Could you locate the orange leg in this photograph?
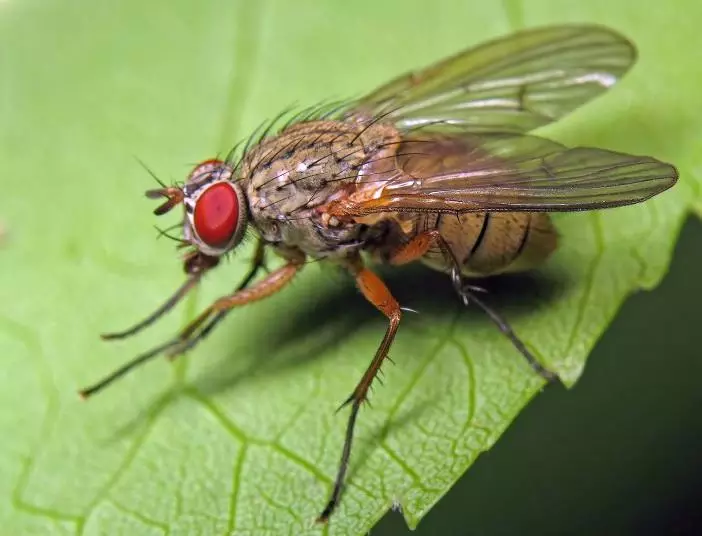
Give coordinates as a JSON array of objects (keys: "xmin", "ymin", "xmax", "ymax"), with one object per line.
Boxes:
[
  {"xmin": 389, "ymin": 229, "xmax": 471, "ymax": 294},
  {"xmin": 318, "ymin": 259, "xmax": 402, "ymax": 523},
  {"xmin": 389, "ymin": 228, "xmax": 456, "ymax": 266},
  {"xmin": 177, "ymin": 260, "xmax": 300, "ymax": 342},
  {"xmin": 102, "ymin": 241, "xmax": 268, "ymax": 342},
  {"xmin": 80, "ymin": 253, "xmax": 301, "ymax": 399},
  {"xmin": 166, "ymin": 239, "xmax": 268, "ymax": 357},
  {"xmin": 347, "ymin": 267, "xmax": 402, "ymax": 403}
]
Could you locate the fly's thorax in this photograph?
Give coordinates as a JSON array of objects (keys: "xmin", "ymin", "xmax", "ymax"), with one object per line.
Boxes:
[{"xmin": 241, "ymin": 119, "xmax": 402, "ymax": 256}]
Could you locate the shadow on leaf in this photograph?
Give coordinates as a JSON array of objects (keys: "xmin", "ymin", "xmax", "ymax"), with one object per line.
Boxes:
[
  {"xmin": 108, "ymin": 259, "xmax": 568, "ymax": 443},
  {"xmin": 191, "ymin": 262, "xmax": 566, "ymax": 397}
]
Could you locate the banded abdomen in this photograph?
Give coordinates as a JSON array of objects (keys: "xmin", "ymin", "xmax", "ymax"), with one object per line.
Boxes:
[{"xmin": 418, "ymin": 212, "xmax": 557, "ymax": 276}]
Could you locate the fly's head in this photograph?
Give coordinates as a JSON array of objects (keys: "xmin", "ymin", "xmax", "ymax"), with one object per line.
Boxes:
[{"xmin": 146, "ymin": 159, "xmax": 249, "ymax": 273}]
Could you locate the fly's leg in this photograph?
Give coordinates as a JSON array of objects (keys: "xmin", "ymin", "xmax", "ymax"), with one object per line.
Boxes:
[
  {"xmin": 102, "ymin": 241, "xmax": 268, "ymax": 341},
  {"xmin": 453, "ymin": 283, "xmax": 557, "ymax": 380},
  {"xmin": 391, "ymin": 230, "xmax": 557, "ymax": 381},
  {"xmin": 167, "ymin": 239, "xmax": 268, "ymax": 358},
  {"xmin": 175, "ymin": 259, "xmax": 300, "ymax": 347},
  {"xmin": 318, "ymin": 257, "xmax": 402, "ymax": 523},
  {"xmin": 79, "ymin": 246, "xmax": 299, "ymax": 399},
  {"xmin": 101, "ymin": 251, "xmax": 220, "ymax": 340}
]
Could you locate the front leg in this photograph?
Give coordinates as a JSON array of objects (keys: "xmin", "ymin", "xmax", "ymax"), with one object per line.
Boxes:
[
  {"xmin": 101, "ymin": 250, "xmax": 220, "ymax": 341},
  {"xmin": 167, "ymin": 238, "xmax": 269, "ymax": 357},
  {"xmin": 176, "ymin": 258, "xmax": 302, "ymax": 344},
  {"xmin": 79, "ymin": 248, "xmax": 304, "ymax": 398}
]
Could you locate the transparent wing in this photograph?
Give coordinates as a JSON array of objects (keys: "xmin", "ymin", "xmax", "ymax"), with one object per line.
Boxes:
[
  {"xmin": 351, "ymin": 25, "xmax": 635, "ymax": 134},
  {"xmin": 337, "ymin": 134, "xmax": 677, "ymax": 215}
]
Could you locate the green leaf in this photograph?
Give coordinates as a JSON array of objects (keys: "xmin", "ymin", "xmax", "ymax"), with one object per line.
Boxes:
[{"xmin": 1, "ymin": 0, "xmax": 700, "ymax": 534}]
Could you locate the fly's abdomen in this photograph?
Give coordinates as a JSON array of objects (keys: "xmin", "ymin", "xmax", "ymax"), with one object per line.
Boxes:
[{"xmin": 420, "ymin": 212, "xmax": 558, "ymax": 276}]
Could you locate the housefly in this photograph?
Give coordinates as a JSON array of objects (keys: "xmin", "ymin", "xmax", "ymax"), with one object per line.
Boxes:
[{"xmin": 79, "ymin": 24, "xmax": 678, "ymax": 522}]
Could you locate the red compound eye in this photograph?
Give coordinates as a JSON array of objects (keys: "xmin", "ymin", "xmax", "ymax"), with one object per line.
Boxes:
[{"xmin": 193, "ymin": 182, "xmax": 240, "ymax": 248}]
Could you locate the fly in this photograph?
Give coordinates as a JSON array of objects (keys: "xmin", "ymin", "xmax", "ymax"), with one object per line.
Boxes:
[{"xmin": 79, "ymin": 24, "xmax": 678, "ymax": 522}]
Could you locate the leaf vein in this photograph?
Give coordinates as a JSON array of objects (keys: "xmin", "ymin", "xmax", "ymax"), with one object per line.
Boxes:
[
  {"xmin": 564, "ymin": 212, "xmax": 604, "ymax": 357},
  {"xmin": 217, "ymin": 0, "xmax": 269, "ymax": 152},
  {"xmin": 183, "ymin": 388, "xmax": 248, "ymax": 442},
  {"xmin": 0, "ymin": 317, "xmax": 73, "ymax": 523},
  {"xmin": 106, "ymin": 498, "xmax": 169, "ymax": 535},
  {"xmin": 378, "ymin": 443, "xmax": 429, "ymax": 493},
  {"xmin": 77, "ymin": 394, "xmax": 173, "ymax": 534},
  {"xmin": 448, "ymin": 338, "xmax": 477, "ymax": 435},
  {"xmin": 266, "ymin": 441, "xmax": 331, "ymax": 485},
  {"xmin": 227, "ymin": 444, "xmax": 247, "ymax": 534},
  {"xmin": 500, "ymin": 0, "xmax": 524, "ymax": 30},
  {"xmin": 384, "ymin": 310, "xmax": 461, "ymax": 424}
]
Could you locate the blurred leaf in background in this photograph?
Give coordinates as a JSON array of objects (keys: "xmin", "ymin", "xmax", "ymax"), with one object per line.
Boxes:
[{"xmin": 0, "ymin": 0, "xmax": 700, "ymax": 535}]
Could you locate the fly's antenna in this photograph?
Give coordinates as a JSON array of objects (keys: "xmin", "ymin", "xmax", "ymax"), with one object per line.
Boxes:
[
  {"xmin": 145, "ymin": 186, "xmax": 185, "ymax": 215},
  {"xmin": 133, "ymin": 157, "xmax": 185, "ymax": 215}
]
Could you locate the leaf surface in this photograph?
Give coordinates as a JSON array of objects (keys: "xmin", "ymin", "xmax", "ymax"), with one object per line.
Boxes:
[{"xmin": 0, "ymin": 0, "xmax": 700, "ymax": 534}]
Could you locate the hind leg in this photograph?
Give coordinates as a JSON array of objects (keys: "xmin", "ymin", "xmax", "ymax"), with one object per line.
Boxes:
[{"xmin": 390, "ymin": 229, "xmax": 558, "ymax": 381}]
